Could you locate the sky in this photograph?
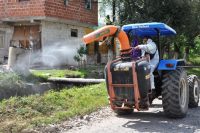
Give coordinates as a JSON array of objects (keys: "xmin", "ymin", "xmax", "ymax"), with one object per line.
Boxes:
[{"xmin": 98, "ymin": 2, "xmax": 112, "ymax": 26}]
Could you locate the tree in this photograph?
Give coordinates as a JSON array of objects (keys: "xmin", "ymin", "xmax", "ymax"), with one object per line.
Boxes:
[
  {"xmin": 190, "ymin": 35, "xmax": 200, "ymax": 56},
  {"xmin": 73, "ymin": 46, "xmax": 87, "ymax": 67},
  {"xmin": 100, "ymin": 0, "xmax": 200, "ymax": 58}
]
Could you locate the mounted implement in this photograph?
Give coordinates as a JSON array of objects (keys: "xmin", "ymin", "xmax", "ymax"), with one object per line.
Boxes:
[{"xmin": 83, "ymin": 22, "xmax": 200, "ymax": 118}]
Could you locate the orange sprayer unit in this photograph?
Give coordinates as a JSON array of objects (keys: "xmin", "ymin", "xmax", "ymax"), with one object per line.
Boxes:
[
  {"xmin": 83, "ymin": 25, "xmax": 130, "ymax": 51},
  {"xmin": 82, "ymin": 25, "xmax": 145, "ymax": 112}
]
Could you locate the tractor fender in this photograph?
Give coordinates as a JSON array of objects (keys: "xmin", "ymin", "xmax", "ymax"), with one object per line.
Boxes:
[{"xmin": 157, "ymin": 59, "xmax": 186, "ymax": 70}]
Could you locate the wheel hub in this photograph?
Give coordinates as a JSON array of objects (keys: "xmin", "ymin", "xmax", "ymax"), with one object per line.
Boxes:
[
  {"xmin": 180, "ymin": 78, "xmax": 187, "ymax": 108},
  {"xmin": 193, "ymin": 80, "xmax": 199, "ymax": 102}
]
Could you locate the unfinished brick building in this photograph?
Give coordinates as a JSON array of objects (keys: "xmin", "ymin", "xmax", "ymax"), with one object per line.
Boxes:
[{"xmin": 0, "ymin": 0, "xmax": 98, "ymax": 66}]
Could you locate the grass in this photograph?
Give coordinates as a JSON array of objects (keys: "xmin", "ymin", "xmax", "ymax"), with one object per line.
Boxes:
[
  {"xmin": 0, "ymin": 83, "xmax": 108, "ymax": 133},
  {"xmin": 0, "ymin": 72, "xmax": 53, "ymax": 100},
  {"xmin": 30, "ymin": 65, "xmax": 105, "ymax": 79},
  {"xmin": 0, "ymin": 72, "xmax": 28, "ymax": 100},
  {"xmin": 2, "ymin": 58, "xmax": 198, "ymax": 132},
  {"xmin": 0, "ymin": 72, "xmax": 21, "ymax": 87},
  {"xmin": 30, "ymin": 69, "xmax": 87, "ymax": 79}
]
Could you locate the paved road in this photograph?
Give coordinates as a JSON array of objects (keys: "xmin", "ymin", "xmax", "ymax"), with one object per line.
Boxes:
[{"xmin": 67, "ymin": 99, "xmax": 200, "ymax": 133}]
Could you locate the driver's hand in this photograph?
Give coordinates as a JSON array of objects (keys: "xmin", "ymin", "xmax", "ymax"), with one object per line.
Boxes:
[{"xmin": 134, "ymin": 46, "xmax": 140, "ymax": 50}]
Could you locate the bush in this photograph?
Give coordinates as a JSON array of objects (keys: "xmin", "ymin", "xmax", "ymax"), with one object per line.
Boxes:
[
  {"xmin": 73, "ymin": 45, "xmax": 87, "ymax": 66},
  {"xmin": 0, "ymin": 72, "xmax": 38, "ymax": 100}
]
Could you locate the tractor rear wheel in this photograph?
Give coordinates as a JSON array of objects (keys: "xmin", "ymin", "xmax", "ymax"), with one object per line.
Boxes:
[
  {"xmin": 114, "ymin": 109, "xmax": 133, "ymax": 115},
  {"xmin": 162, "ymin": 68, "xmax": 189, "ymax": 118},
  {"xmin": 188, "ymin": 75, "xmax": 199, "ymax": 108}
]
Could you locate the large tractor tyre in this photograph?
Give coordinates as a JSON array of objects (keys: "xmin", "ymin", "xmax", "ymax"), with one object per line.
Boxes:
[
  {"xmin": 114, "ymin": 109, "xmax": 133, "ymax": 115},
  {"xmin": 188, "ymin": 75, "xmax": 200, "ymax": 108},
  {"xmin": 162, "ymin": 68, "xmax": 189, "ymax": 118}
]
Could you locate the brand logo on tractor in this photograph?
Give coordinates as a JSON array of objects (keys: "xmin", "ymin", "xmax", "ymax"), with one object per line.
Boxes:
[
  {"xmin": 132, "ymin": 25, "xmax": 149, "ymax": 29},
  {"xmin": 145, "ymin": 74, "xmax": 150, "ymax": 79},
  {"xmin": 114, "ymin": 67, "xmax": 129, "ymax": 71},
  {"xmin": 95, "ymin": 29, "xmax": 110, "ymax": 39}
]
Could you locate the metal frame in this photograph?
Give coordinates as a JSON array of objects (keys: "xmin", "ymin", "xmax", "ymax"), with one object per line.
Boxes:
[{"xmin": 106, "ymin": 57, "xmax": 150, "ymax": 111}]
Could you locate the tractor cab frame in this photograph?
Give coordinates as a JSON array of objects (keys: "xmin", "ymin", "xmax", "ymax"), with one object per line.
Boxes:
[{"xmin": 122, "ymin": 22, "xmax": 185, "ymax": 67}]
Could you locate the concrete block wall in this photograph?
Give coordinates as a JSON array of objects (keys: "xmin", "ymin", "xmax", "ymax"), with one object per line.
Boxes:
[
  {"xmin": 41, "ymin": 21, "xmax": 85, "ymax": 66},
  {"xmin": 87, "ymin": 54, "xmax": 108, "ymax": 65},
  {"xmin": 0, "ymin": 25, "xmax": 14, "ymax": 63}
]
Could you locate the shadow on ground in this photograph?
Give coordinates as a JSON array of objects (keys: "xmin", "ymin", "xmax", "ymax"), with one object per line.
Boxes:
[{"xmin": 118, "ymin": 103, "xmax": 200, "ymax": 133}]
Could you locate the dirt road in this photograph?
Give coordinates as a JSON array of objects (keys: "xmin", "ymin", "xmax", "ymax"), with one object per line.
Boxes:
[{"xmin": 66, "ymin": 99, "xmax": 200, "ymax": 133}]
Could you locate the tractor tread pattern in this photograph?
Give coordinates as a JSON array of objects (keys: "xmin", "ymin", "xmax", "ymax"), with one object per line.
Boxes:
[
  {"xmin": 162, "ymin": 68, "xmax": 189, "ymax": 118},
  {"xmin": 188, "ymin": 75, "xmax": 199, "ymax": 108}
]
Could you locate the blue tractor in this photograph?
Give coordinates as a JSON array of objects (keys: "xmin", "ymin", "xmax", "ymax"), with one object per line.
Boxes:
[{"xmin": 83, "ymin": 22, "xmax": 199, "ymax": 118}]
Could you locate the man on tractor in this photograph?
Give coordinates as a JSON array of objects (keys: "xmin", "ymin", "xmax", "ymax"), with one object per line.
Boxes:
[
  {"xmin": 135, "ymin": 36, "xmax": 159, "ymax": 100},
  {"xmin": 83, "ymin": 22, "xmax": 200, "ymax": 118}
]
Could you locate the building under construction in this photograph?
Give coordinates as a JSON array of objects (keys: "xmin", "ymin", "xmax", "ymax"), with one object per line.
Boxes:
[{"xmin": 0, "ymin": 0, "xmax": 99, "ymax": 66}]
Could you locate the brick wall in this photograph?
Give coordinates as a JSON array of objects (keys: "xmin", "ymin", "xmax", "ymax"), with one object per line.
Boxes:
[
  {"xmin": 0, "ymin": 0, "xmax": 98, "ymax": 25},
  {"xmin": 44, "ymin": 0, "xmax": 98, "ymax": 25},
  {"xmin": 0, "ymin": 1, "xmax": 3, "ymax": 18},
  {"xmin": 0, "ymin": 0, "xmax": 45, "ymax": 18}
]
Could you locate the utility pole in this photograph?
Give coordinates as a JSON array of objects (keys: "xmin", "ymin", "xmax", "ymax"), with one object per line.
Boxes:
[
  {"xmin": 108, "ymin": 0, "xmax": 116, "ymax": 61},
  {"xmin": 107, "ymin": 0, "xmax": 116, "ymax": 62},
  {"xmin": 112, "ymin": 0, "xmax": 116, "ymax": 22}
]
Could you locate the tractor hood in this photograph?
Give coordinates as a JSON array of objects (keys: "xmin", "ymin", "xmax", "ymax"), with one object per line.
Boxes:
[{"xmin": 122, "ymin": 22, "xmax": 176, "ymax": 37}]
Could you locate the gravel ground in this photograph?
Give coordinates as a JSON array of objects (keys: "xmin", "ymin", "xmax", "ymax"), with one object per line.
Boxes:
[
  {"xmin": 26, "ymin": 106, "xmax": 113, "ymax": 133},
  {"xmin": 28, "ymin": 99, "xmax": 200, "ymax": 133}
]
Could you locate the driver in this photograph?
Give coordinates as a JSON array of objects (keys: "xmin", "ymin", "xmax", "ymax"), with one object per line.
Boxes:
[{"xmin": 135, "ymin": 36, "xmax": 159, "ymax": 97}]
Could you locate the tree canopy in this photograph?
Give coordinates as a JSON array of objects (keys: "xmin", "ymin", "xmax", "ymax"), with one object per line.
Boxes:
[{"xmin": 100, "ymin": 0, "xmax": 200, "ymax": 57}]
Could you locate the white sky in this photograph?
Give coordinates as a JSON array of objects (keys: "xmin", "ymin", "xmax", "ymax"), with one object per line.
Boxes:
[{"xmin": 98, "ymin": 2, "xmax": 112, "ymax": 26}]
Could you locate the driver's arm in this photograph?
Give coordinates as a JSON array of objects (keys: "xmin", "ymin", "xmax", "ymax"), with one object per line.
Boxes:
[{"xmin": 135, "ymin": 43, "xmax": 156, "ymax": 54}]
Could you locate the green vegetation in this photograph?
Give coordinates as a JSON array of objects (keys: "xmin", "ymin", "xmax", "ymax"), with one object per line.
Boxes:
[
  {"xmin": 188, "ymin": 68, "xmax": 200, "ymax": 77},
  {"xmin": 30, "ymin": 65, "xmax": 105, "ymax": 79},
  {"xmin": 190, "ymin": 36, "xmax": 200, "ymax": 56},
  {"xmin": 73, "ymin": 45, "xmax": 87, "ymax": 66},
  {"xmin": 0, "ymin": 72, "xmax": 21, "ymax": 88},
  {"xmin": 100, "ymin": 0, "xmax": 200, "ymax": 58},
  {"xmin": 188, "ymin": 56, "xmax": 200, "ymax": 66},
  {"xmin": 30, "ymin": 69, "xmax": 87, "ymax": 79},
  {"xmin": 0, "ymin": 72, "xmax": 30, "ymax": 100},
  {"xmin": 0, "ymin": 83, "xmax": 107, "ymax": 132},
  {"xmin": 188, "ymin": 56, "xmax": 200, "ymax": 77}
]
